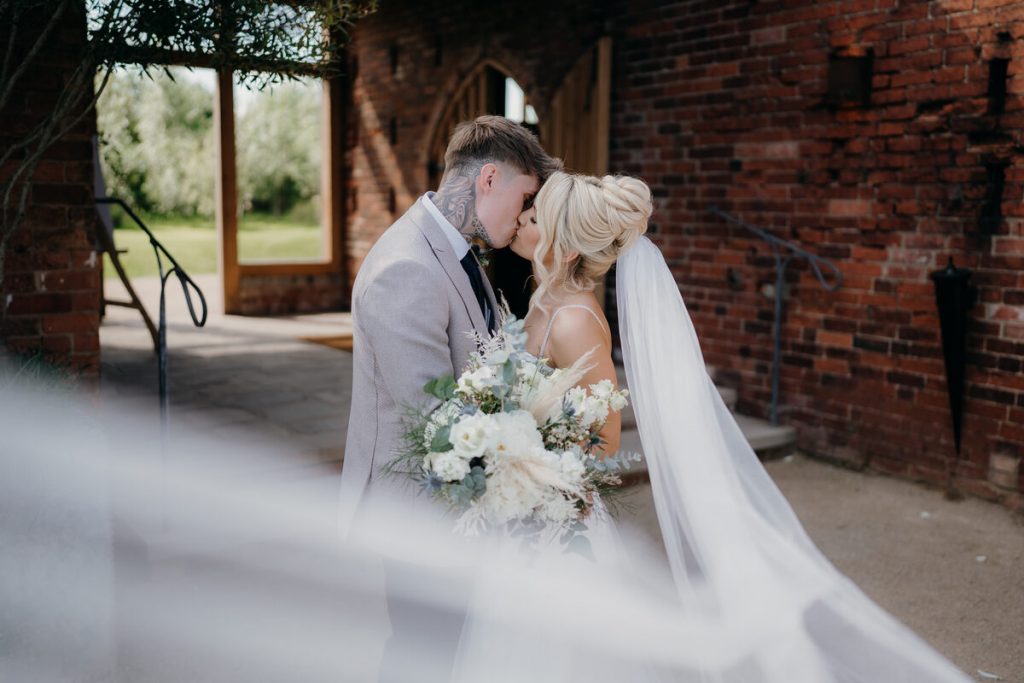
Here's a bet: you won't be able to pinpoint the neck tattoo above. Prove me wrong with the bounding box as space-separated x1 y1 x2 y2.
471 215 494 250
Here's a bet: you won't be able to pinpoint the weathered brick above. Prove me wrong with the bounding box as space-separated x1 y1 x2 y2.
6 293 73 315
40 312 99 335
2 7 100 376
157 0 1024 510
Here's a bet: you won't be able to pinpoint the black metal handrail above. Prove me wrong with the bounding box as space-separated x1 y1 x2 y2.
97 197 208 450
708 206 843 425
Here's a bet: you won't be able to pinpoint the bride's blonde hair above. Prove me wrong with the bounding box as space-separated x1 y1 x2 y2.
531 172 652 310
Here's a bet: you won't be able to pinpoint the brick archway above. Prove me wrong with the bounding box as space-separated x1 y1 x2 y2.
425 58 537 189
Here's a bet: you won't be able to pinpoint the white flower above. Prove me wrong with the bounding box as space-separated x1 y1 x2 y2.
609 391 629 412
476 445 575 525
564 386 586 415
432 451 471 482
590 379 615 400
540 494 576 524
579 395 610 427
513 364 543 393
457 365 497 395
558 451 586 484
484 345 511 366
450 413 497 458
423 400 462 450
485 410 545 459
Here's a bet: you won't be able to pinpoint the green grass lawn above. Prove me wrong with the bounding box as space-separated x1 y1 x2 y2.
103 213 324 279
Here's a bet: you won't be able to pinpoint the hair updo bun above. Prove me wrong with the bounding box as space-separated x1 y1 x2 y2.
596 175 652 253
531 172 653 308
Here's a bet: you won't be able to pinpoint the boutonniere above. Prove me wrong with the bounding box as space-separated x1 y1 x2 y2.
470 240 492 268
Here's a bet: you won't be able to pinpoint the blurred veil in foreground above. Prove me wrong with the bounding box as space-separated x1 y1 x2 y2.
1 328 972 683
0 376 677 683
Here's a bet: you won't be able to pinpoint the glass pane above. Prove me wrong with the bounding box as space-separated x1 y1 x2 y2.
525 104 538 125
504 77 525 123
234 75 326 263
95 65 217 280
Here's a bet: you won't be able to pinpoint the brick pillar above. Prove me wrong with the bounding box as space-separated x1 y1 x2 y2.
0 6 100 377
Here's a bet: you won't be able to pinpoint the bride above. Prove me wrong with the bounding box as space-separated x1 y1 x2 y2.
448 170 974 682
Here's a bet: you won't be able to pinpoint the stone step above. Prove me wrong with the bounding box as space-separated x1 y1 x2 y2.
617 412 797 483
610 363 796 477
615 365 737 431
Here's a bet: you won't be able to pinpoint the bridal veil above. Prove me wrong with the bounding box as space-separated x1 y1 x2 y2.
612 235 972 681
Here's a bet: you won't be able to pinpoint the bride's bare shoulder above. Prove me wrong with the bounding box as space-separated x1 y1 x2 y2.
544 297 611 366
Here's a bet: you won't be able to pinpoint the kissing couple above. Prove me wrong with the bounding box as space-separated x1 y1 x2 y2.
337 115 973 683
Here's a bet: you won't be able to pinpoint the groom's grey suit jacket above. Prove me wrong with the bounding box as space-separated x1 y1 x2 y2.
338 199 498 538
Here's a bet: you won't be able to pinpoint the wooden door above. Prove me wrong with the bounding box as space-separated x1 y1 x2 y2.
540 37 613 309
540 37 611 177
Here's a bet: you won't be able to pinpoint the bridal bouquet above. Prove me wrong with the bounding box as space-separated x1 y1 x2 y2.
389 315 639 536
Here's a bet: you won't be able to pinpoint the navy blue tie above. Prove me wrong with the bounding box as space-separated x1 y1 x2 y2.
459 251 493 332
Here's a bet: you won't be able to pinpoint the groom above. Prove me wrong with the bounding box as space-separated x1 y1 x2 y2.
338 115 560 681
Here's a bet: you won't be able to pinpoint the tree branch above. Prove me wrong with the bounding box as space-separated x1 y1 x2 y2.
0 3 19 94
0 0 70 115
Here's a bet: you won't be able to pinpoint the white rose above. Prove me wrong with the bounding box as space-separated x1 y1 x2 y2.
432 451 471 482
450 413 496 458
486 410 544 458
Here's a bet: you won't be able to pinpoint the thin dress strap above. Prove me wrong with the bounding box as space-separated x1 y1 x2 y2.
538 305 609 358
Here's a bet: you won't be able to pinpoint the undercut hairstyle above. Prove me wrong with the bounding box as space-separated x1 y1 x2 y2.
443 115 562 183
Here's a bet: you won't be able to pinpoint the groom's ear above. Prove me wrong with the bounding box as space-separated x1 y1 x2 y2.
477 163 499 194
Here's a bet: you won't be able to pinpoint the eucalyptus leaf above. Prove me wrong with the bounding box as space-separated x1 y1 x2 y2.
465 465 487 497
430 425 453 452
562 531 594 561
502 359 517 386
424 375 457 400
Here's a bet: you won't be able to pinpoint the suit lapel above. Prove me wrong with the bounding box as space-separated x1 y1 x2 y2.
408 201 489 336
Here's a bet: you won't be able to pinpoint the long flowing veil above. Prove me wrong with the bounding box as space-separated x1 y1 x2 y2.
615 235 972 681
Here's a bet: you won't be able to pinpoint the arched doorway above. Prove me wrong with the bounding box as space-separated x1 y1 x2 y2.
427 61 539 319
426 40 612 319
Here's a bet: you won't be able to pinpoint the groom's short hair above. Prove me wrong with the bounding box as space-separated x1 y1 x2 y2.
444 115 561 183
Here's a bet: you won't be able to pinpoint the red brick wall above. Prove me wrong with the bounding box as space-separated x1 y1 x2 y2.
0 7 100 376
236 273 348 315
345 1 607 288
612 0 1023 508
349 0 1024 508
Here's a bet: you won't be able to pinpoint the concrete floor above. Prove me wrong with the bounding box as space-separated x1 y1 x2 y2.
100 275 1024 682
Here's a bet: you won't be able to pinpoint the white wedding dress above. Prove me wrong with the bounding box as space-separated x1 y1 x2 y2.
447 236 972 682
